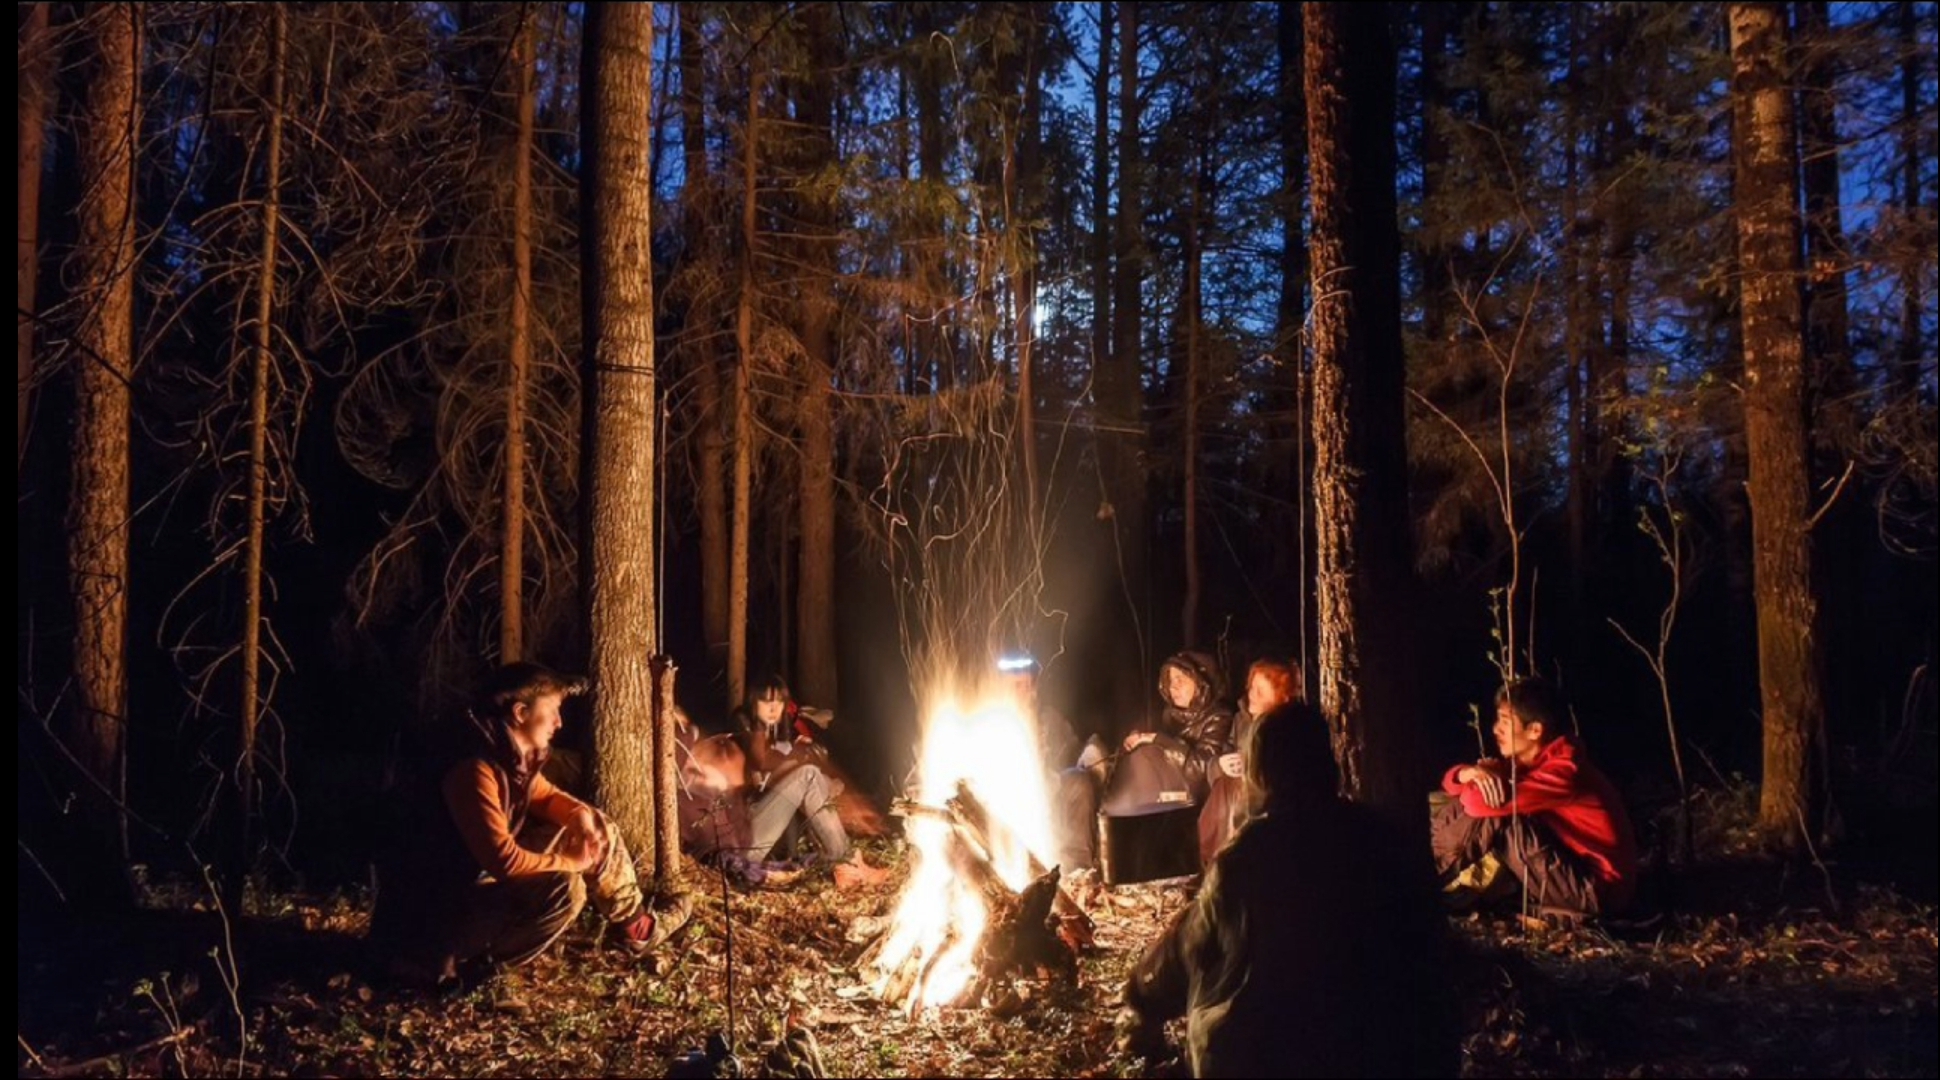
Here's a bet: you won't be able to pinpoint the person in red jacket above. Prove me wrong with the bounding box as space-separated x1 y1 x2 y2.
1433 677 1639 919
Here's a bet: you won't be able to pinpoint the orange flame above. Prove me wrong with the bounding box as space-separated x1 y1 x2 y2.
871 686 1057 1010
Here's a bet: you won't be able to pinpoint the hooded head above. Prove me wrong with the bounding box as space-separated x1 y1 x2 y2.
1157 650 1223 714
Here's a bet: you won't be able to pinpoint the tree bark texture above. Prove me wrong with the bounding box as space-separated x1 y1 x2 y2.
681 6 730 688
582 1 661 860
729 63 759 711
794 4 839 710
1305 2 1417 816
1728 2 1828 853
501 8 536 663
66 1 141 855
18 2 51 471
238 3 287 890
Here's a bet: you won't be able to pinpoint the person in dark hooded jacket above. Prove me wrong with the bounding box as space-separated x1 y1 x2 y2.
1054 650 1233 872
1117 701 1458 1078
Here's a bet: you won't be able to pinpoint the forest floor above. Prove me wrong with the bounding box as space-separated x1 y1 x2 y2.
16 784 1939 1078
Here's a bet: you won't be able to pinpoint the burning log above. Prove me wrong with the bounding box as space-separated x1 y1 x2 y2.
948 781 1094 949
942 815 1016 912
973 864 1077 989
876 789 1079 1011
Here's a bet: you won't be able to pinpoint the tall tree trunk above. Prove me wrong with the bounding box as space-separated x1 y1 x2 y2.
1416 0 1453 349
237 3 287 900
1013 2 1048 523
1797 0 1860 741
1100 0 1149 714
794 5 838 710
1728 2 1828 854
67 1 141 902
912 6 950 390
1181 146 1204 649
682 6 729 686
1896 3 1924 395
1091 3 1113 384
581 1 660 861
1305 2 1416 816
729 65 759 710
1598 72 1634 532
502 8 535 663
1562 5 1591 627
18 2 51 472
1797 0 1852 438
893 5 915 395
1275 2 1310 683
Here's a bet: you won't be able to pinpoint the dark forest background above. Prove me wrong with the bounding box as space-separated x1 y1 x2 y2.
16 1 1937 909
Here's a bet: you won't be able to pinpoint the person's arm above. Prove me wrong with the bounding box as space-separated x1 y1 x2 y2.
528 770 601 838
1119 862 1224 1055
442 760 581 879
1456 756 1580 818
1176 712 1231 793
733 711 788 777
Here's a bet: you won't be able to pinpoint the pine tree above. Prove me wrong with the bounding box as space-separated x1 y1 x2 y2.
582 0 662 862
1728 1 1829 853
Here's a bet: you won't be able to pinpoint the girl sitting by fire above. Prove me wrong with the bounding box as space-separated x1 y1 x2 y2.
728 675 886 886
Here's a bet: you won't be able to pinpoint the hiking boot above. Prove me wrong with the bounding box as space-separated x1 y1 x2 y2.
619 893 694 956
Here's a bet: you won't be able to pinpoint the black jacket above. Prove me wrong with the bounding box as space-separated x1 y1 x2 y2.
1123 796 1458 1078
1150 651 1233 803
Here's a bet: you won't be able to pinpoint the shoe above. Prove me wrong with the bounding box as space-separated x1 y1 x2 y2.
832 852 890 891
619 893 694 955
1440 852 1516 912
489 981 532 1015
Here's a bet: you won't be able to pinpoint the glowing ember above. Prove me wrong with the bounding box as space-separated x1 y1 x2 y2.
870 688 1058 1011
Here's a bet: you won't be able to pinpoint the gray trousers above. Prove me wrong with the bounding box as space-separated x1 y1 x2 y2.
748 763 850 863
1430 798 1602 918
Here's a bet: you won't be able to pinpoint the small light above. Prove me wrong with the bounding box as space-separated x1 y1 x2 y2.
997 654 1037 673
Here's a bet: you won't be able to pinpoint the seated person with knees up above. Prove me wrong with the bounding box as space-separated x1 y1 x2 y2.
368 662 690 989
731 675 883 882
1118 702 1458 1078
1434 677 1639 921
1056 650 1231 877
1197 658 1300 867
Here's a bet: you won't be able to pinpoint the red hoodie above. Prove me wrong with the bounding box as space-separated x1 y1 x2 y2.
1441 735 1639 907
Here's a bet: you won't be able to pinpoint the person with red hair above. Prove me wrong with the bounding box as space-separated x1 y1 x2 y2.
1197 658 1300 866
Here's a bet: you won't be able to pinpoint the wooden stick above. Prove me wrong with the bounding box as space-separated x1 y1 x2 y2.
950 781 1093 942
40 1026 194 1078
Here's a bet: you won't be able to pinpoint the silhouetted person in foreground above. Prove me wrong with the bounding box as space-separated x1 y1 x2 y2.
1118 701 1458 1078
1433 677 1639 920
368 663 690 988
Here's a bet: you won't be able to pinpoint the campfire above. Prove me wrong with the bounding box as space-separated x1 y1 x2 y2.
866 693 1092 1012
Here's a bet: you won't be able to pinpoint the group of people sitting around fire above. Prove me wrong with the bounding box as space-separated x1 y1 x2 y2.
366 665 885 993
367 647 1637 1076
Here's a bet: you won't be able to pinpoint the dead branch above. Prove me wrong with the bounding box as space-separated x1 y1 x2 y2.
37 1026 195 1079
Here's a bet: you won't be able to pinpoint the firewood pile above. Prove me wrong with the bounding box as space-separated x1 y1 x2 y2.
865 781 1093 1010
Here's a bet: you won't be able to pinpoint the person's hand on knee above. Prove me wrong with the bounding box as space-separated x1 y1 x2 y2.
560 827 604 874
